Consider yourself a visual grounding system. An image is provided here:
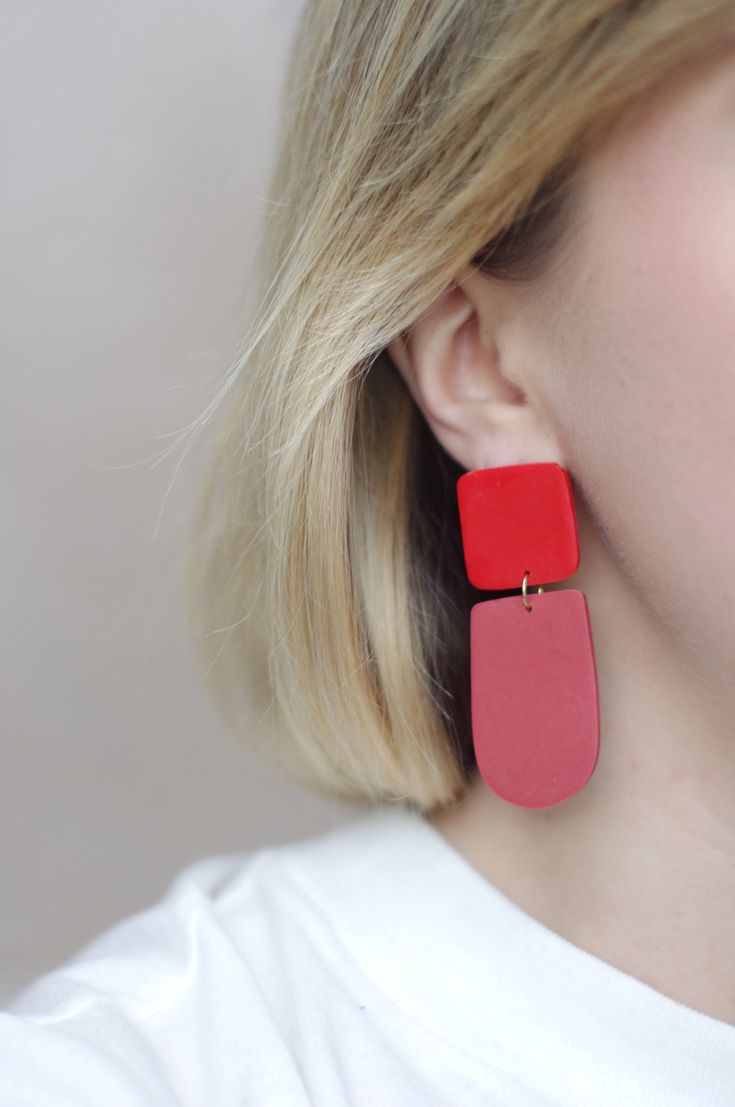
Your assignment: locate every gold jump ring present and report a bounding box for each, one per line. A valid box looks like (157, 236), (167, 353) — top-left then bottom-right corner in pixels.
(522, 570), (544, 612)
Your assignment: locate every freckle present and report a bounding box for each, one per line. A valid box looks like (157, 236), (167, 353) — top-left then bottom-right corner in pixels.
(671, 765), (689, 782)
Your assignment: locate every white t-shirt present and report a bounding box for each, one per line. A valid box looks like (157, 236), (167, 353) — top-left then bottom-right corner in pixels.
(2, 803), (734, 1106)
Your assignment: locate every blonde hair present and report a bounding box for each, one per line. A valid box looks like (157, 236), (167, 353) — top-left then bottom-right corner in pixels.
(184, 1), (734, 815)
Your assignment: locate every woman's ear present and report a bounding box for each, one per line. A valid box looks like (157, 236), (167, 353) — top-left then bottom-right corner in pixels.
(386, 264), (565, 472)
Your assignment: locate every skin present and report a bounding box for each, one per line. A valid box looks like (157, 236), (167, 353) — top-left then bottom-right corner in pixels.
(387, 43), (735, 1025)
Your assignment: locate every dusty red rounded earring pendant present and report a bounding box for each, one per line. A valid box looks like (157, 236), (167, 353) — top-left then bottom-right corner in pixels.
(457, 463), (600, 809)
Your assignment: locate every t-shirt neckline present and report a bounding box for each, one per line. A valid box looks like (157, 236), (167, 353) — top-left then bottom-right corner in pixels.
(285, 802), (735, 1104)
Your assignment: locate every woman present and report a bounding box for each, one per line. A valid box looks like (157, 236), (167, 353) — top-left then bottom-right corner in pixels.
(3, 1), (735, 1103)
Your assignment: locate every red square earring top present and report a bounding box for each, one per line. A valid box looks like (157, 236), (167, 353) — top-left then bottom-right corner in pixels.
(457, 462), (580, 590)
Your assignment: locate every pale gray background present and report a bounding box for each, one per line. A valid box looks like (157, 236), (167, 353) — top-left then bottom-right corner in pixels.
(1, 1), (364, 1004)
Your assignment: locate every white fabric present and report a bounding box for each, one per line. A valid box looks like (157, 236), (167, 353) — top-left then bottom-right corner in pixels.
(2, 803), (734, 1106)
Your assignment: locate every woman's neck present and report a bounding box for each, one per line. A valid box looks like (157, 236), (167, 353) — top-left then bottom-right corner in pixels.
(430, 507), (735, 1026)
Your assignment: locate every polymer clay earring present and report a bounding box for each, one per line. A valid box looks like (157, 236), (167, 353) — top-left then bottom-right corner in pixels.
(456, 462), (600, 809)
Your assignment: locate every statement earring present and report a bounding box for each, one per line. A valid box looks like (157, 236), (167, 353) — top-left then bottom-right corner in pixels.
(456, 462), (600, 809)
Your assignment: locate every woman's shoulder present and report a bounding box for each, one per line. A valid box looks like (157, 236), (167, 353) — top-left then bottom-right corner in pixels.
(0, 806), (425, 1107)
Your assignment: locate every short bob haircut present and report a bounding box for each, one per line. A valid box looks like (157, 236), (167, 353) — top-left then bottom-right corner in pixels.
(184, 0), (735, 815)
